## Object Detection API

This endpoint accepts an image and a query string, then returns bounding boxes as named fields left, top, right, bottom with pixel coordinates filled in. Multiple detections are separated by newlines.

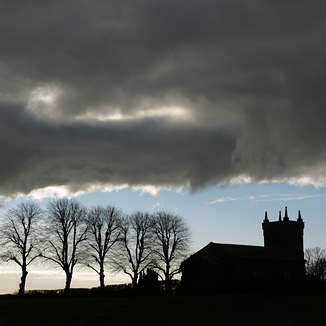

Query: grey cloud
left=0, top=1, right=326, bottom=196
left=0, top=103, right=237, bottom=196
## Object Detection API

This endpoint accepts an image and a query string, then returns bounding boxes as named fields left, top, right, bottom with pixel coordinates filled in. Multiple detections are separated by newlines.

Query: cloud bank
left=0, top=1, right=325, bottom=197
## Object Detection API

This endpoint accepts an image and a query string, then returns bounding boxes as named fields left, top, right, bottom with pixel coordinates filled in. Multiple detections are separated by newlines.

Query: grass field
left=0, top=293, right=326, bottom=325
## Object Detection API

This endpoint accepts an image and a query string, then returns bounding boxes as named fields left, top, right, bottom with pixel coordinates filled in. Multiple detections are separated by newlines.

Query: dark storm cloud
left=0, top=1, right=325, bottom=196
left=0, top=103, right=236, bottom=196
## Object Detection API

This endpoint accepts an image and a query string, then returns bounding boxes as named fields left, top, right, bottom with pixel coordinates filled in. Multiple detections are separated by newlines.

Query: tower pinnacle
left=284, top=206, right=289, bottom=221
left=297, top=210, right=303, bottom=222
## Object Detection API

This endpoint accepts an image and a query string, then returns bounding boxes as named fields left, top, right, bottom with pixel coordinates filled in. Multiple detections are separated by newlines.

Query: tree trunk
left=99, top=265, right=105, bottom=291
left=19, top=269, right=28, bottom=296
left=165, top=265, right=172, bottom=294
left=132, top=273, right=138, bottom=289
left=64, top=272, right=72, bottom=293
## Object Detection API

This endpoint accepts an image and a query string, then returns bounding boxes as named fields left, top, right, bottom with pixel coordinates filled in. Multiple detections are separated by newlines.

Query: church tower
left=262, top=207, right=304, bottom=259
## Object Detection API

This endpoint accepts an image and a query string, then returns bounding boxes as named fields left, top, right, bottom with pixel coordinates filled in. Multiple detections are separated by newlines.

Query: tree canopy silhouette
left=0, top=202, right=43, bottom=295
left=111, top=211, right=153, bottom=288
left=152, top=211, right=190, bottom=292
left=305, top=247, right=326, bottom=280
left=41, top=198, right=88, bottom=292
left=85, top=205, right=122, bottom=290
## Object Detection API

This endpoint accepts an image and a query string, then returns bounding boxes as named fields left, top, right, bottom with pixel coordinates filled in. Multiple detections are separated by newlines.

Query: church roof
left=182, top=242, right=302, bottom=267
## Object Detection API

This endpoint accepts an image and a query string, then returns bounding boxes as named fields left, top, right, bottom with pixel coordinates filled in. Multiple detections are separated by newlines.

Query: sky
left=0, top=1, right=326, bottom=293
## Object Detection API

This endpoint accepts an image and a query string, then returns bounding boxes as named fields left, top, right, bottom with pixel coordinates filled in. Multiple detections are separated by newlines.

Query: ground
left=0, top=293, right=325, bottom=325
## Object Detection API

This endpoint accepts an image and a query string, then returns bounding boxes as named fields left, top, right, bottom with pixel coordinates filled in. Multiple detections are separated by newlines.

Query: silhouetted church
left=181, top=207, right=305, bottom=292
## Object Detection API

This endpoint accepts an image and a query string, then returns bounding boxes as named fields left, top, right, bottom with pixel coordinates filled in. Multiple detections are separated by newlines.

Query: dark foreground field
left=0, top=293, right=326, bottom=325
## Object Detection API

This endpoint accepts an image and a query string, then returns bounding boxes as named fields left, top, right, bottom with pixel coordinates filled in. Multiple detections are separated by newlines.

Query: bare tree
left=152, top=211, right=191, bottom=292
left=85, top=205, right=122, bottom=290
left=111, top=211, right=153, bottom=288
left=305, top=247, right=326, bottom=280
left=0, top=202, right=43, bottom=295
left=42, top=198, right=88, bottom=292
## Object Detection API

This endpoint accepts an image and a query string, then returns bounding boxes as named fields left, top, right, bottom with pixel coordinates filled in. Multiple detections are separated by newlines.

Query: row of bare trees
left=0, top=199, right=191, bottom=295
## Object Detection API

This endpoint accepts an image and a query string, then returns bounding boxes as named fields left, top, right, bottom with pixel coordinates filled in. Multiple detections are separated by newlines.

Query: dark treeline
left=0, top=198, right=191, bottom=296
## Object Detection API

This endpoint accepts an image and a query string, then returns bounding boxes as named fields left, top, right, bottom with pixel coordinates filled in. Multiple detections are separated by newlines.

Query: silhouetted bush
left=137, top=268, right=161, bottom=295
